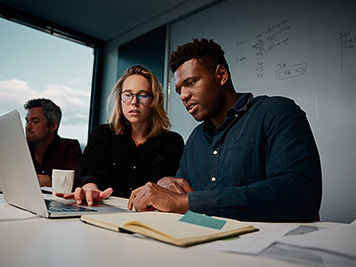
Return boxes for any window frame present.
[0,3,104,135]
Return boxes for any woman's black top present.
[75,124,184,198]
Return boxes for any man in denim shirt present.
[128,39,322,222]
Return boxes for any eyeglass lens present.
[121,92,151,104]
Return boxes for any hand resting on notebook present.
[56,183,113,206]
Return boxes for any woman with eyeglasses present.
[57,65,184,205]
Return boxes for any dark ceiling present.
[0,0,193,42]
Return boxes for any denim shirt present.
[176,93,322,222]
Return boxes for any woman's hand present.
[56,183,113,206]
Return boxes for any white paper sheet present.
[195,222,299,254]
[277,224,356,259]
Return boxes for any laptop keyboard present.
[45,199,98,213]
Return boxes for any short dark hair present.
[24,98,62,128]
[169,38,230,75]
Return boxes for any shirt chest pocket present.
[220,135,256,186]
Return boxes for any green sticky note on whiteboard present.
[179,210,226,230]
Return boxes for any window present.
[0,18,94,149]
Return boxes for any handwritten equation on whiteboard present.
[339,31,356,50]
[234,19,308,80]
[339,31,356,72]
[275,62,307,80]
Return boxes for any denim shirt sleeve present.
[181,95,322,222]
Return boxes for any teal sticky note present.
[179,210,226,230]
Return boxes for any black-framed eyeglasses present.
[120,92,152,104]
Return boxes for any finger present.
[177,179,194,193]
[85,189,94,206]
[74,187,85,205]
[157,177,187,193]
[98,188,113,201]
[131,183,156,212]
[128,192,137,210]
[128,186,144,210]
[56,192,75,199]
[134,195,155,212]
[128,198,134,210]
[157,176,174,188]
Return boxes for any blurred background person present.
[24,98,82,187]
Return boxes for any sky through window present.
[0,18,94,148]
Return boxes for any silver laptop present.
[0,110,127,218]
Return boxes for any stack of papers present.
[196,220,356,266]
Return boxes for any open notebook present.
[0,110,127,218]
[81,210,257,247]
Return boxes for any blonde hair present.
[107,65,170,138]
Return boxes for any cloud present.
[43,84,91,123]
[0,79,91,125]
[0,79,42,113]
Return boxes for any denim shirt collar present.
[202,92,254,133]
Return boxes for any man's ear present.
[215,64,229,86]
[50,121,59,133]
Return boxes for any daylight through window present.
[0,18,94,149]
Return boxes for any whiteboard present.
[168,0,356,223]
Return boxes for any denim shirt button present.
[213,150,218,155]
[211,177,216,182]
